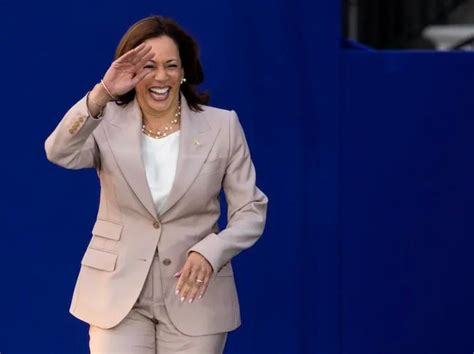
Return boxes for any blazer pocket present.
[92,219,123,240]
[81,247,117,272]
[198,158,225,177]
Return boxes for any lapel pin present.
[193,138,201,146]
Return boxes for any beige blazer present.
[44,93,268,336]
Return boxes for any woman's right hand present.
[87,43,154,117]
[101,43,155,98]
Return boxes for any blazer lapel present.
[159,94,219,217]
[104,99,158,219]
[104,94,219,220]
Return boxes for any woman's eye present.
[144,65,155,69]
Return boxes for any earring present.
[180,77,187,84]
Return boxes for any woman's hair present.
[114,15,209,111]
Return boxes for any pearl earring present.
[180,77,187,84]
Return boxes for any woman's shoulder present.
[196,104,236,128]
[198,103,233,117]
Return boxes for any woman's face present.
[135,35,184,117]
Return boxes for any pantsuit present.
[89,250,227,353]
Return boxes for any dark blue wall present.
[340,51,474,354]
[2,0,473,353]
[1,1,341,353]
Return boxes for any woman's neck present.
[141,102,179,132]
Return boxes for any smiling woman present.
[134,36,183,137]
[44,14,268,354]
[112,16,208,111]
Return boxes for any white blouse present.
[141,131,180,214]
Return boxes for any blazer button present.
[153,221,160,229]
[162,258,171,266]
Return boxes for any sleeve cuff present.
[186,234,222,275]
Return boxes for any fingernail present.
[180,296,185,302]
[198,295,202,299]
[189,298,193,303]
[175,289,179,295]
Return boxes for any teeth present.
[150,87,170,94]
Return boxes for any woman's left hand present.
[174,251,213,303]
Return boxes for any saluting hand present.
[174,251,213,303]
[102,42,155,97]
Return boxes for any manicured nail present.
[189,298,193,303]
[198,295,202,299]
[175,289,179,295]
[180,296,185,302]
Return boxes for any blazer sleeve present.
[45,93,103,170]
[187,110,268,273]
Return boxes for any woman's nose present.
[154,65,168,81]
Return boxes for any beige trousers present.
[89,250,227,354]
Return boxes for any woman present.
[45,15,267,354]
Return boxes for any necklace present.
[141,102,181,139]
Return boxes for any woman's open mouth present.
[148,86,171,101]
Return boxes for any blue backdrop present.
[1,0,473,353]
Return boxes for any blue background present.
[1,0,473,353]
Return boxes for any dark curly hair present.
[114,15,209,111]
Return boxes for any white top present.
[141,131,180,214]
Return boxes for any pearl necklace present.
[141,103,181,139]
